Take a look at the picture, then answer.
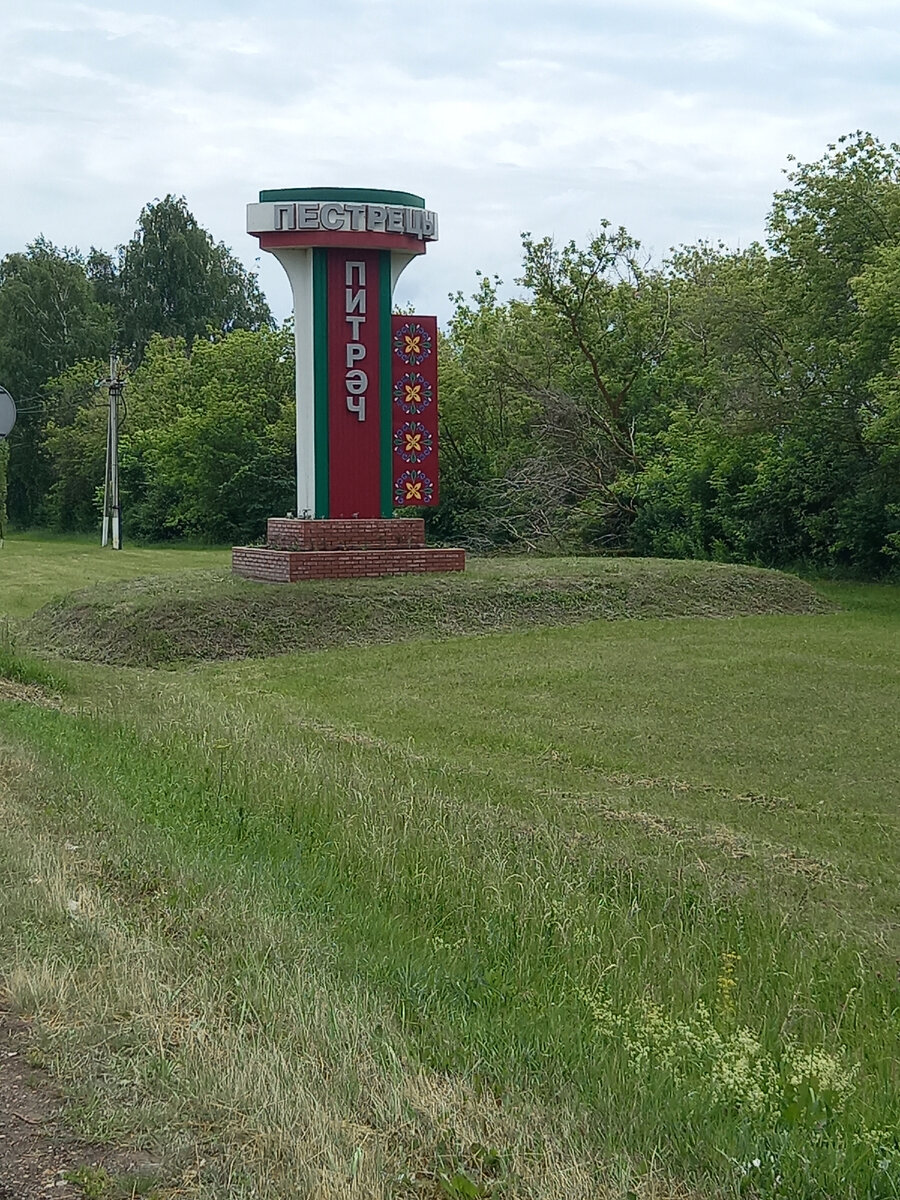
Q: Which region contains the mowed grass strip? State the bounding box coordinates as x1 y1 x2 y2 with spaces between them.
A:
0 533 228 621
24 555 830 666
229 598 898 866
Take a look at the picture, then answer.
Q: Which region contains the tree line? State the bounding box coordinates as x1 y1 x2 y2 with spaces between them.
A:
1 134 898 575
0 195 273 534
437 132 900 576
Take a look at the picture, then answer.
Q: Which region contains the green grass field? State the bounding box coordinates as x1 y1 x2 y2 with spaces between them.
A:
0 537 897 1199
0 533 227 620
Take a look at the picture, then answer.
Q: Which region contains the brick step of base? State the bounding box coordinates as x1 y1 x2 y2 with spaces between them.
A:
267 517 426 551
233 546 465 583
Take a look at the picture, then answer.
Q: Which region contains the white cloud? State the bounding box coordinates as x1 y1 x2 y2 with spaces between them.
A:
1 0 899 320
679 0 839 35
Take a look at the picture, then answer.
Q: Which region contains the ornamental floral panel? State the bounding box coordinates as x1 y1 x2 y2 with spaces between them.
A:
392 316 439 507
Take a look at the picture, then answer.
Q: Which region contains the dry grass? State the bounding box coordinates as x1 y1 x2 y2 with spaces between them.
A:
0 678 62 708
0 750 665 1200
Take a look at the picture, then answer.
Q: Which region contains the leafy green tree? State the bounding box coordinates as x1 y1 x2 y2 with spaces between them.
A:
435 229 675 551
761 133 900 573
42 329 294 543
622 409 771 561
17 133 900 575
0 238 114 525
517 225 673 546
126 329 294 542
117 196 272 361
86 247 121 310
41 361 108 531
850 244 900 562
768 132 900 342
663 242 794 427
435 276 539 545
628 135 900 576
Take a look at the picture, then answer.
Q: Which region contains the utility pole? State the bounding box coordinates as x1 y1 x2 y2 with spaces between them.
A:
100 352 123 550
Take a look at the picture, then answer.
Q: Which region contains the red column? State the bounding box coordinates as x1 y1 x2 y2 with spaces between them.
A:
326 250 383 518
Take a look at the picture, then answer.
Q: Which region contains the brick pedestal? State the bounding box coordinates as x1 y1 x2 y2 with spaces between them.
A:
233 518 465 582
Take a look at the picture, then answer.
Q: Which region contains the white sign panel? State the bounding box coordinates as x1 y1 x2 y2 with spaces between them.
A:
0 387 15 438
247 201 439 241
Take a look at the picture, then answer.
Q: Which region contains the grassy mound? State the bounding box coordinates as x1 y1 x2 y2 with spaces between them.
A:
25 556 832 667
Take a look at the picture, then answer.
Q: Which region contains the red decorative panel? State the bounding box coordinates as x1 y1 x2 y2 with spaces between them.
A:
327 251 383 518
391 315 439 507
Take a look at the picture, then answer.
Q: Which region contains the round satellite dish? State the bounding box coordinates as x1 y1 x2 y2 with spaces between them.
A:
0 387 15 438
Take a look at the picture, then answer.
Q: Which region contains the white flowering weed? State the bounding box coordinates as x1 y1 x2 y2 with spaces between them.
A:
582 988 857 1121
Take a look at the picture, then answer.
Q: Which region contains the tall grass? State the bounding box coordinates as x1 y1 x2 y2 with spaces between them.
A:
0 543 897 1198
0 623 61 690
1 625 898 1199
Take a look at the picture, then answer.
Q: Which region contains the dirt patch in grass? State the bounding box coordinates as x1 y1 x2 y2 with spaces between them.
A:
25 557 834 667
0 1005 162 1199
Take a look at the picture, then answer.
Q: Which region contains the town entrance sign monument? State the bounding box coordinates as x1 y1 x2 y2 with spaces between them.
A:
232 187 464 582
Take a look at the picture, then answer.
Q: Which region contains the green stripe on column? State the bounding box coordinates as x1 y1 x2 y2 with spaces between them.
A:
379 251 393 518
312 248 330 519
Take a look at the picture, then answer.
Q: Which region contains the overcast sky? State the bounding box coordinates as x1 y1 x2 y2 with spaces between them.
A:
3 0 900 322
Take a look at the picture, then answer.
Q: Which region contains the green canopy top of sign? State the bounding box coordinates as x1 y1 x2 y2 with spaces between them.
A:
259 187 426 209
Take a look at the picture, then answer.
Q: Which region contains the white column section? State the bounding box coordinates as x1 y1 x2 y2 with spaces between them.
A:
390 252 416 295
271 248 316 518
